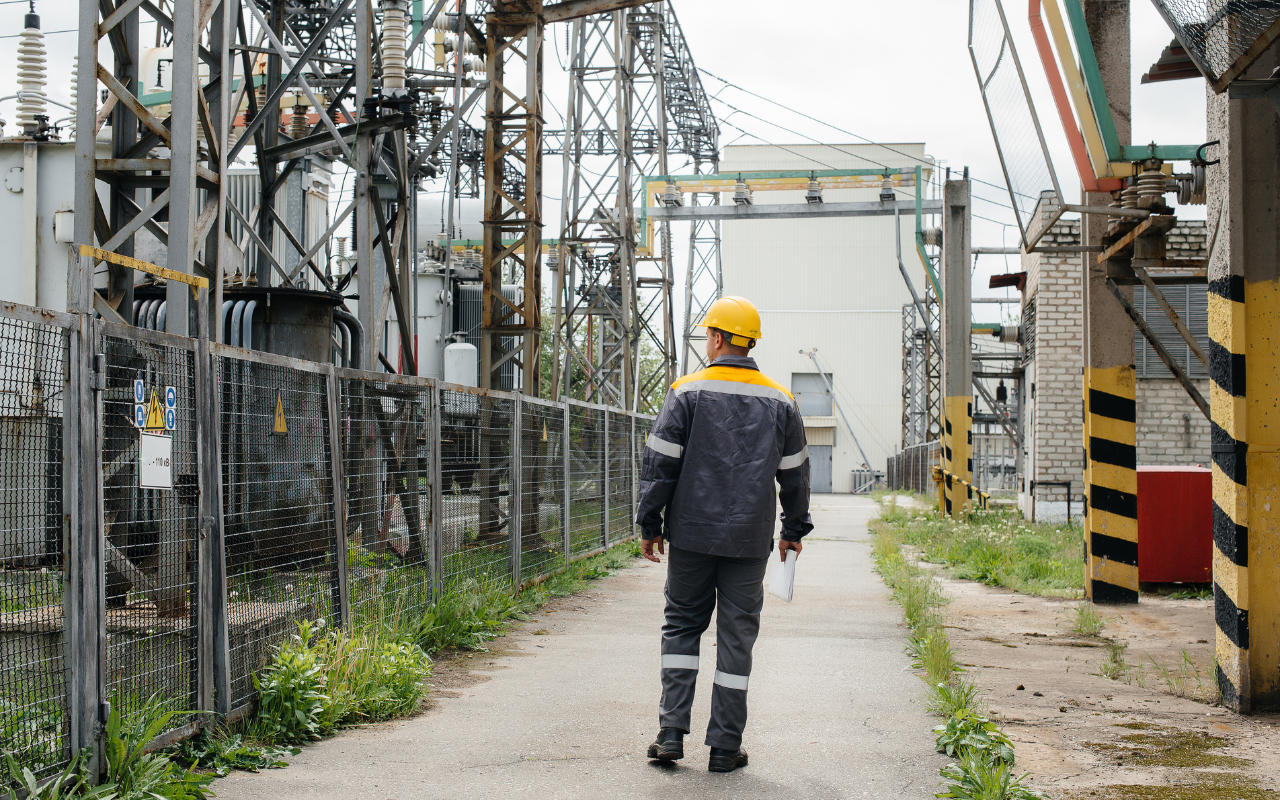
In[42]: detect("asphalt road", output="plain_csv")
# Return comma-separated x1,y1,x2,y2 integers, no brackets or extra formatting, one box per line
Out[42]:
214,493,945,799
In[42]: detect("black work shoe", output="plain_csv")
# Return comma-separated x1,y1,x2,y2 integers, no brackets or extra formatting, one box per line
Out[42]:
708,746,748,773
647,727,684,761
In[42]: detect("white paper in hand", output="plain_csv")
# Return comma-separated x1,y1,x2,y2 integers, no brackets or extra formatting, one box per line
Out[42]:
768,549,796,603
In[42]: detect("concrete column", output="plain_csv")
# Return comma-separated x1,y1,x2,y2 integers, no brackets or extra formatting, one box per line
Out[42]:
940,177,971,516
1081,0,1138,604
165,0,200,336
1208,48,1280,713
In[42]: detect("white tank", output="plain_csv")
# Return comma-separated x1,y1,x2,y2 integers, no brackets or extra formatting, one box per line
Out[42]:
444,342,478,387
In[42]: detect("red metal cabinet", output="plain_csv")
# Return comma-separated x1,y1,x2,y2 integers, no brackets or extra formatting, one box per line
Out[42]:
1137,466,1212,584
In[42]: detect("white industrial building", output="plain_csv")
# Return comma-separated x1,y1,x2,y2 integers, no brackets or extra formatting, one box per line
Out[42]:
719,143,933,493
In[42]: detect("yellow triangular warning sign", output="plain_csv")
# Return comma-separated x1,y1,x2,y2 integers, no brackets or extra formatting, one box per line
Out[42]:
143,388,166,431
273,392,288,436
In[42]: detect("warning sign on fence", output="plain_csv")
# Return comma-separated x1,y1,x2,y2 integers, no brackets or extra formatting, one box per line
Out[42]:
273,391,288,436
143,388,167,431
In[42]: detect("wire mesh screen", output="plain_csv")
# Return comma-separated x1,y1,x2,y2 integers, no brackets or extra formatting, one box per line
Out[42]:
969,0,1061,247
340,376,434,628
218,355,337,710
886,440,942,495
101,333,199,729
440,390,514,586
606,414,633,545
1152,0,1280,88
519,399,565,581
0,313,68,780
567,404,605,557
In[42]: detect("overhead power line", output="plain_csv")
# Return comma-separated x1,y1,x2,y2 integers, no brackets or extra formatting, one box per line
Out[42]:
700,67,1019,204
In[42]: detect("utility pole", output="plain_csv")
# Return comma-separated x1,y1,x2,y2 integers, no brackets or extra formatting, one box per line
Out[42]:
1080,0,1138,604
940,175,972,516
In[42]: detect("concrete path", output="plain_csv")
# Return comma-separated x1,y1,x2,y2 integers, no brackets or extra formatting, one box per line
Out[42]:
215,494,945,799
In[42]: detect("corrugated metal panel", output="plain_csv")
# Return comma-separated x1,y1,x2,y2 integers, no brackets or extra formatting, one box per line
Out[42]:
1133,284,1209,380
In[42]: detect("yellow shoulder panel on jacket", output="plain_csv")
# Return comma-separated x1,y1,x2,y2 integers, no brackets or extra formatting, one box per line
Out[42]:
672,366,794,400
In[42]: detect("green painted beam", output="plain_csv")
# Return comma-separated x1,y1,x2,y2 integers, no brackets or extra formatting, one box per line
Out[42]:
140,74,265,107
1119,144,1201,162
1062,0,1123,163
1061,0,1201,164
650,167,916,183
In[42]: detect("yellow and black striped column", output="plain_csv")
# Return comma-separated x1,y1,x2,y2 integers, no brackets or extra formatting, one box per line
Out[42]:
1208,273,1250,711
940,176,971,517
1083,367,1138,603
942,397,972,516
1206,64,1280,711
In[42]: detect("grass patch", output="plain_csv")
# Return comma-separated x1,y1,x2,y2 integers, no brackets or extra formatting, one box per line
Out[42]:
879,503,1083,598
1081,727,1246,769
870,506,1045,799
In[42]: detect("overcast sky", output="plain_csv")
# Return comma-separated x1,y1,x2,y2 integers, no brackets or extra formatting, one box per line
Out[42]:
0,0,1208,324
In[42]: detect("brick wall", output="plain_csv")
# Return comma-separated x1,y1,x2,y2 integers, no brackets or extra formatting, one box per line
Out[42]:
1137,379,1211,465
1016,206,1208,518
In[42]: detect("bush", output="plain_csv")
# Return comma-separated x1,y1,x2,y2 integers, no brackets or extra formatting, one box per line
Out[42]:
251,620,330,744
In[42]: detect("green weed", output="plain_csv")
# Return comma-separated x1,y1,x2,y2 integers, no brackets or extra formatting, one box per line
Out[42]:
1099,641,1130,681
926,679,986,719
176,728,297,777
909,633,963,686
1073,603,1105,637
934,709,1016,765
100,703,215,800
936,750,1045,799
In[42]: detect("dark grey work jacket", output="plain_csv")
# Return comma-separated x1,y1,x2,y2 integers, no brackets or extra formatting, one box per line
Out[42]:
635,355,813,559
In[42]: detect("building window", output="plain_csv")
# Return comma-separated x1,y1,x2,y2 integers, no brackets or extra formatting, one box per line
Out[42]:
791,373,833,416
1022,298,1036,366
1133,284,1209,379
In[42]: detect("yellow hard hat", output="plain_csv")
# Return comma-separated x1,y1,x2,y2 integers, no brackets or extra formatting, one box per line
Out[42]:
697,296,762,347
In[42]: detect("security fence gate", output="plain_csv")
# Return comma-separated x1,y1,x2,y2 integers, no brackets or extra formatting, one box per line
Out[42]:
0,298,654,782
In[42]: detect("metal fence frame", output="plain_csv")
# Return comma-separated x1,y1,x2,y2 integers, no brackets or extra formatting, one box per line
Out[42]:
886,440,942,496
0,297,656,780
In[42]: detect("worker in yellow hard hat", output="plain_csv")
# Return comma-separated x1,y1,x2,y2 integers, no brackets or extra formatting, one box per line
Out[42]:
636,295,812,773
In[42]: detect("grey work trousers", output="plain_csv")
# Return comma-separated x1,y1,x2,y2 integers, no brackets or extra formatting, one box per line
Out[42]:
659,544,769,750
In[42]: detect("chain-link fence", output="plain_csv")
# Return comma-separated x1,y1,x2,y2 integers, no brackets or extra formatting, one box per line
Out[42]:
0,309,71,780
217,348,340,713
0,297,656,782
886,440,941,495
1150,0,1280,91
101,324,201,735
968,0,1063,249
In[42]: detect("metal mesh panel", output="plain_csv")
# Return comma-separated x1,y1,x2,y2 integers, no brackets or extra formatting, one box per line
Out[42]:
1152,0,1280,88
101,334,199,728
519,400,565,581
339,376,434,627
969,0,1061,247
606,413,633,545
0,314,68,780
567,404,604,557
218,356,337,711
886,440,942,495
440,390,513,586
1134,284,1210,379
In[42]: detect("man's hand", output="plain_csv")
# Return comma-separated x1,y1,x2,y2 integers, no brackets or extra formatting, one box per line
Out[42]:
778,539,803,562
642,536,665,563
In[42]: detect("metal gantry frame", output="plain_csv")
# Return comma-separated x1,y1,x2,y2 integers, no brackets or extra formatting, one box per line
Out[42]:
552,2,718,411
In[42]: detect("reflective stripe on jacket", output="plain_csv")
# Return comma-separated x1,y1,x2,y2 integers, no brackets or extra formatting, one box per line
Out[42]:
635,354,813,558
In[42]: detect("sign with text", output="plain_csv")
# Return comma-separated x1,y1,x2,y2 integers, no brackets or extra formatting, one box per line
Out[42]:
139,432,173,490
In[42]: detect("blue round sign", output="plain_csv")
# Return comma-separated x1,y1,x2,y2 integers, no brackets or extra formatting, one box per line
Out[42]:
134,379,146,404
165,408,176,431
165,386,177,409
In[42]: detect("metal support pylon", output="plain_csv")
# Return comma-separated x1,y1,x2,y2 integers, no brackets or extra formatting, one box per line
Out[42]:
482,1,544,393
552,2,717,411
680,159,722,374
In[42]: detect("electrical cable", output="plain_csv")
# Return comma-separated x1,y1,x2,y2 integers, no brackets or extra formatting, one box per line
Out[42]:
700,67,1020,203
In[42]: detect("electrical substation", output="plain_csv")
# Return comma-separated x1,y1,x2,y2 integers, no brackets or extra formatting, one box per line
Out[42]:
0,0,1277,789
